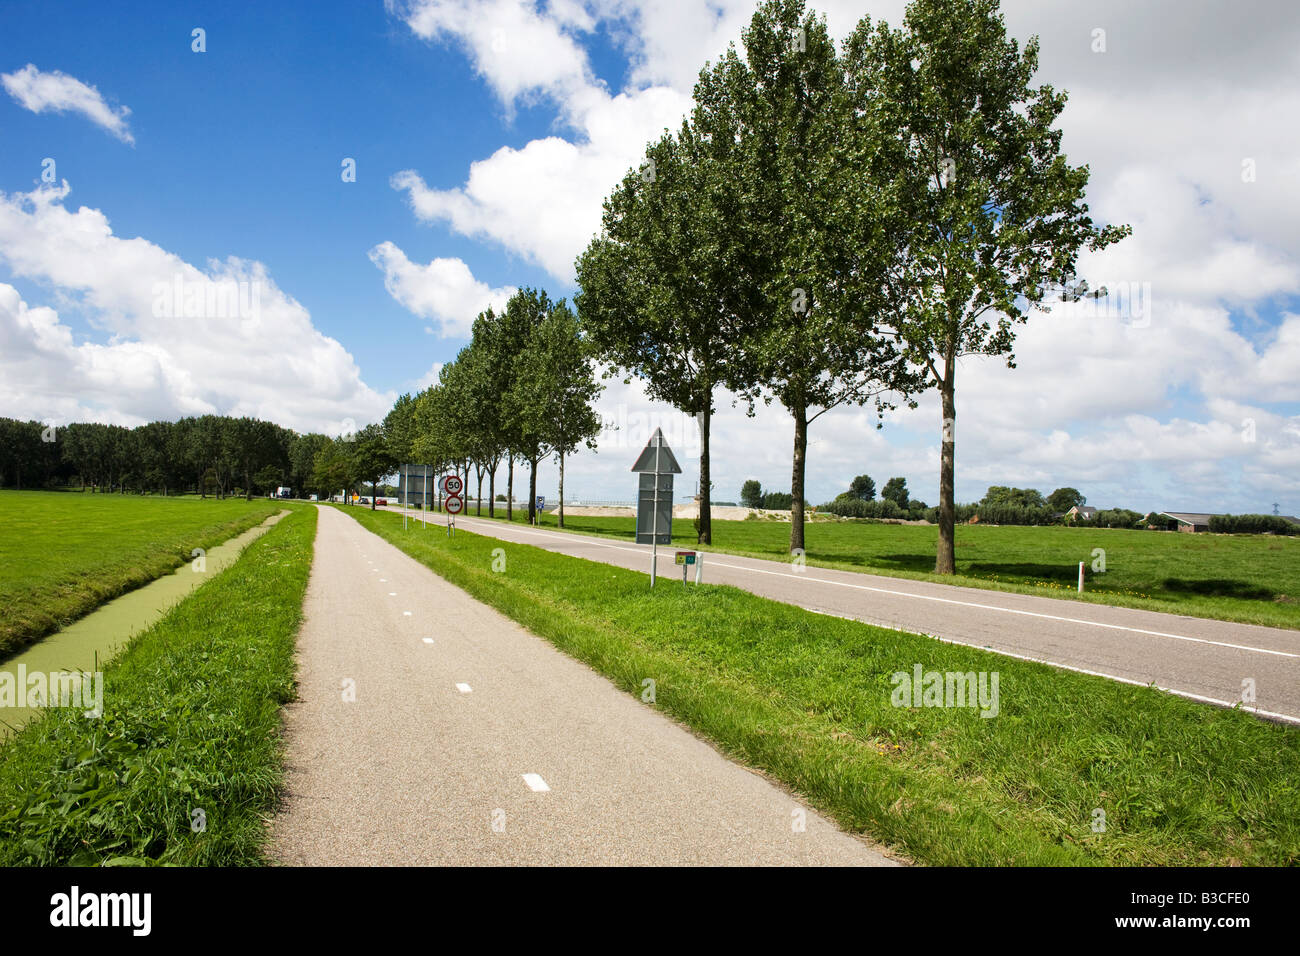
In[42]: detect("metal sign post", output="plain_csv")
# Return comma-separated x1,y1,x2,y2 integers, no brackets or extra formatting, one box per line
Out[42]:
631,428,682,588
443,474,464,537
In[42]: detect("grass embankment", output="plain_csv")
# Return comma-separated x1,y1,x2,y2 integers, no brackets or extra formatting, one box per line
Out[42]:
462,508,1300,629
352,506,1300,866
0,506,315,866
0,490,283,657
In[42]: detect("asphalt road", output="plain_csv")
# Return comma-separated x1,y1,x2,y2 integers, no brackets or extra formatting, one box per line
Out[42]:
270,505,898,866
391,507,1300,725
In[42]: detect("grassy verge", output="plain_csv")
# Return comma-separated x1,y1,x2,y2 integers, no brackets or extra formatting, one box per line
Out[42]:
351,505,1300,866
0,506,315,866
0,490,284,657
458,508,1300,629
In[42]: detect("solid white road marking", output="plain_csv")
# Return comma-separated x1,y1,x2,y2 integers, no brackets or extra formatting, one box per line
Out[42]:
456,683,472,693
389,592,397,596
422,638,434,644
522,773,550,792
403,611,412,616
450,515,1299,659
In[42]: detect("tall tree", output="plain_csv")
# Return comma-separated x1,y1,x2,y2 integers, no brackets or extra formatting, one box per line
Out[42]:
881,476,910,508
848,474,876,501
848,0,1130,572
577,108,758,544
515,301,603,528
498,288,557,525
465,307,516,518
1046,487,1085,512
353,423,396,509
701,0,921,554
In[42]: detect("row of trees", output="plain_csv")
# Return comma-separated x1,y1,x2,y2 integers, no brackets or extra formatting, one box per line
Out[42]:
0,415,294,497
0,414,398,504
575,0,1128,571
382,288,603,527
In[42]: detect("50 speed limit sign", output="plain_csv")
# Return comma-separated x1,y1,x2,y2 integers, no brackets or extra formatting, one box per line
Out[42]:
444,494,465,515
442,474,464,496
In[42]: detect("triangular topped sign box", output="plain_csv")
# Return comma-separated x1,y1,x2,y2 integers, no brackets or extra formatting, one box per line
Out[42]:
630,428,682,475
632,428,677,545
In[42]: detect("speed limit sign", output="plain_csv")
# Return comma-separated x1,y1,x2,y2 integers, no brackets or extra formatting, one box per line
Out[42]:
442,474,464,496
444,494,465,515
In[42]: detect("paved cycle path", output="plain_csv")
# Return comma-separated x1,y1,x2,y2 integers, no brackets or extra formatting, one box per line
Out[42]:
270,505,897,866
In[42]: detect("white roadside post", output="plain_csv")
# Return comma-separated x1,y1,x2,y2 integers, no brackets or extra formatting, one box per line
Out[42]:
1078,561,1085,593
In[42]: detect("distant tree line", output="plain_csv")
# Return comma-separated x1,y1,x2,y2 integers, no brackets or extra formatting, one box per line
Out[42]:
0,414,389,504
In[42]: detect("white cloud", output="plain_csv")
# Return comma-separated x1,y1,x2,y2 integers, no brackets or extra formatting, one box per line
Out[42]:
391,0,593,109
368,240,515,338
2,64,134,144
0,183,389,433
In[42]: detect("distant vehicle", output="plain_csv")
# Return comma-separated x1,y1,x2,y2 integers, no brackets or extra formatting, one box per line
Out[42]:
376,498,388,506
308,494,319,501
275,486,292,499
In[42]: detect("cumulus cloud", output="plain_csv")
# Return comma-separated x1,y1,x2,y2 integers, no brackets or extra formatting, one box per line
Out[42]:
0,183,389,433
1,64,134,144
368,240,515,338
387,1,691,280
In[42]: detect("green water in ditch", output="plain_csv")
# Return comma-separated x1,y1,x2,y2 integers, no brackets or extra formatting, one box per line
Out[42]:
0,510,288,740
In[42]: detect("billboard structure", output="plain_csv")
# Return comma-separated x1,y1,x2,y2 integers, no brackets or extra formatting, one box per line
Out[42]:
398,464,436,508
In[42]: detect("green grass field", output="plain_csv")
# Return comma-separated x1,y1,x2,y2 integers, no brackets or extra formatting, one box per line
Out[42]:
350,505,1300,866
464,508,1300,629
0,505,315,865
0,491,282,657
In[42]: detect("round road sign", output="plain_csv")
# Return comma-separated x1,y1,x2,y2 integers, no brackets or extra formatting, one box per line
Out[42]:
444,494,464,515
443,474,464,495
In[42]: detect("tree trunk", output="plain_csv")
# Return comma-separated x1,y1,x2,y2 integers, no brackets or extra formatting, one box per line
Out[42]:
528,457,538,525
697,409,712,545
475,462,484,516
371,478,377,510
506,456,514,520
488,459,496,518
935,360,957,574
788,400,808,554
558,452,565,529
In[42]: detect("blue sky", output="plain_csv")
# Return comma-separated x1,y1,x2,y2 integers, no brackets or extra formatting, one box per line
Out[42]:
0,0,560,387
1,0,1298,513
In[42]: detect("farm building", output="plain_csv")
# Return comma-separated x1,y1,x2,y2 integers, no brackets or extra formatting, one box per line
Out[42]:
1159,512,1219,532
1063,505,1098,520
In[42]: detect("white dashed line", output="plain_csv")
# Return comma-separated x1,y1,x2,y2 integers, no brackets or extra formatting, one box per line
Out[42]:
389,592,397,596
422,638,434,644
456,683,472,693
522,773,550,792
403,611,412,616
